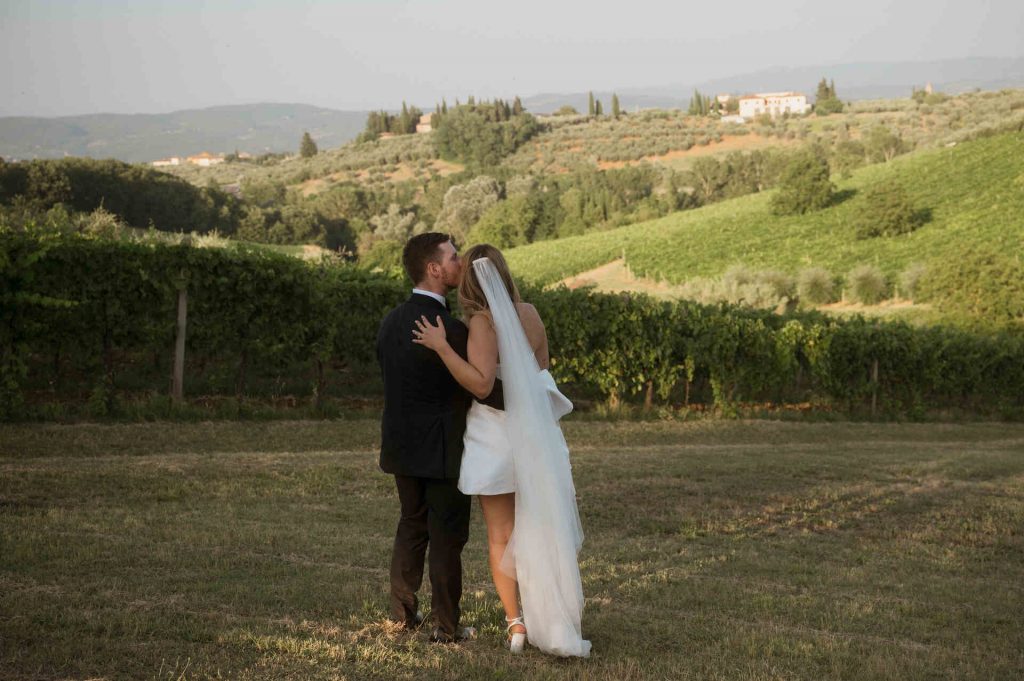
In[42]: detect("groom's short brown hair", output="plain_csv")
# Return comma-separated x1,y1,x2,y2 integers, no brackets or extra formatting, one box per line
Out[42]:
403,232,452,284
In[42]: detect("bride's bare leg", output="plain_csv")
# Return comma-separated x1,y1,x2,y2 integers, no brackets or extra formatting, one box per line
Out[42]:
478,493,525,634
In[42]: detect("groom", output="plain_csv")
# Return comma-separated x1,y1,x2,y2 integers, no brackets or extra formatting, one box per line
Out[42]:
376,232,474,643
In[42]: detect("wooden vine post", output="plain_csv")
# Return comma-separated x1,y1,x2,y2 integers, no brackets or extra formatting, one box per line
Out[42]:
870,358,879,417
171,288,187,405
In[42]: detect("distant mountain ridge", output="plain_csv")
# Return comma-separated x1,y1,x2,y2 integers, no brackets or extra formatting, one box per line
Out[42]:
3,57,1021,162
523,56,1024,112
0,103,368,163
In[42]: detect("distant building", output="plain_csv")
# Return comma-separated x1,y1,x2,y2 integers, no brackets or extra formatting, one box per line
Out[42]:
416,113,433,134
186,152,224,167
738,92,810,119
151,156,181,167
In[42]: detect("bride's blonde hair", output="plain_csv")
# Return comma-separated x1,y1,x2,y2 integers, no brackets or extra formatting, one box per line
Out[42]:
458,244,520,318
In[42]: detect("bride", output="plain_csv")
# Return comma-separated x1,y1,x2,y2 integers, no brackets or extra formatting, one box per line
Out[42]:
412,244,591,658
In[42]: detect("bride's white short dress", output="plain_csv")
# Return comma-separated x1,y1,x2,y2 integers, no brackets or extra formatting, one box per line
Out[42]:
459,399,515,495
458,366,573,497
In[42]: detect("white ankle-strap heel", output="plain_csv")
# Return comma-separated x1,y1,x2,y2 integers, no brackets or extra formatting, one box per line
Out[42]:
505,616,527,653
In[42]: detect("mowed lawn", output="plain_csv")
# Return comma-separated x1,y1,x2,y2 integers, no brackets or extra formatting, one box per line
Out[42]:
2,420,1022,680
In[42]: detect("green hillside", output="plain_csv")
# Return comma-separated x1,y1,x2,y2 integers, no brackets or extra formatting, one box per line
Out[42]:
506,130,1024,290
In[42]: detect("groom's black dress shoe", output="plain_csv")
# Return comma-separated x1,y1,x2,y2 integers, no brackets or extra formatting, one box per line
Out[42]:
429,625,477,644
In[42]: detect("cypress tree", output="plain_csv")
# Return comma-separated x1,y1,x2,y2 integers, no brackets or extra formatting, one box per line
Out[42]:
588,91,595,117
513,96,524,116
595,99,603,117
299,131,318,158
611,93,621,118
689,89,704,116
816,78,830,102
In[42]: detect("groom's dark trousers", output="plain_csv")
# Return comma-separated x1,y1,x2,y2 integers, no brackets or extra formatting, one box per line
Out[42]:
377,293,471,636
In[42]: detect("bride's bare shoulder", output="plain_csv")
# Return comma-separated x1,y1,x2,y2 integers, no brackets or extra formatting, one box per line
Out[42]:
516,301,543,323
467,310,495,331
515,302,546,335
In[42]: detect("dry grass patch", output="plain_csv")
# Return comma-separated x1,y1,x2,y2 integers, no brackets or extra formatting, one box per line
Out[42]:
2,420,1022,679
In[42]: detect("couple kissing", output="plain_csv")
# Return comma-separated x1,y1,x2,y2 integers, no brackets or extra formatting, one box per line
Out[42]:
376,233,590,657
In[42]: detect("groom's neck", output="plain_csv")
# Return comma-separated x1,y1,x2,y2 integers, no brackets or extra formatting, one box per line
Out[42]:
414,280,448,297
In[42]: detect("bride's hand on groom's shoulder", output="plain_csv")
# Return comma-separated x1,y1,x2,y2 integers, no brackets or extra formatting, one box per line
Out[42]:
412,315,448,352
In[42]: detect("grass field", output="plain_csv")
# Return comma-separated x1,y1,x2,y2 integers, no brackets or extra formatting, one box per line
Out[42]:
2,420,1023,680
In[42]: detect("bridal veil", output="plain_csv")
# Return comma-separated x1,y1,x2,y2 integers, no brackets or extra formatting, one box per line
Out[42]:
472,257,591,658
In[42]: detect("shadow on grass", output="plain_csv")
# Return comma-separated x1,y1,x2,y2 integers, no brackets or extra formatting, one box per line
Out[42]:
831,188,858,206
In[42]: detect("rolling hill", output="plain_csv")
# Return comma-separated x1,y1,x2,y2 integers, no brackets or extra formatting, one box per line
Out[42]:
505,129,1024,293
0,103,367,163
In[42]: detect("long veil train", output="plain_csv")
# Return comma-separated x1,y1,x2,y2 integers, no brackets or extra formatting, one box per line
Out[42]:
473,257,591,658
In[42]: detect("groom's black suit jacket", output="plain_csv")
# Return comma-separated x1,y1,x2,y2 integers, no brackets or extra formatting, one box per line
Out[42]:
377,293,471,480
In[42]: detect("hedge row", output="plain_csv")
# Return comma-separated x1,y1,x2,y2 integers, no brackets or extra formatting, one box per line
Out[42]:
2,233,1023,419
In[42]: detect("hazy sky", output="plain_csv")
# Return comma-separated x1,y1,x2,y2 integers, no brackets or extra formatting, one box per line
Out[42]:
2,0,1022,117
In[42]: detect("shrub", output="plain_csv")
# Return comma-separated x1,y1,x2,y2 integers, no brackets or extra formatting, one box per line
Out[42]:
856,181,925,238
846,265,888,304
680,267,795,311
915,246,1024,323
898,263,927,300
797,267,835,304
770,149,835,215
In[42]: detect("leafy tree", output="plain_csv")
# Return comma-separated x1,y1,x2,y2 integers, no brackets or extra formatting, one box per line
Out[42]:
831,139,867,178
0,158,240,235
433,104,539,169
300,131,318,158
816,97,844,115
770,148,835,215
554,105,579,116
466,195,539,248
368,203,426,242
241,178,286,208
434,175,501,243
688,157,730,204
814,77,844,115
856,181,925,238
360,238,404,271
865,125,906,162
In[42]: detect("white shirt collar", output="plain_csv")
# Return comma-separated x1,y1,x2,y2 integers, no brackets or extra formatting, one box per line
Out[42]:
412,288,447,307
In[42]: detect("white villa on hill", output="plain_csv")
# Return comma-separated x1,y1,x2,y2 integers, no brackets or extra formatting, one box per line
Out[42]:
185,152,225,167
738,92,810,119
151,156,181,167
415,113,433,134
